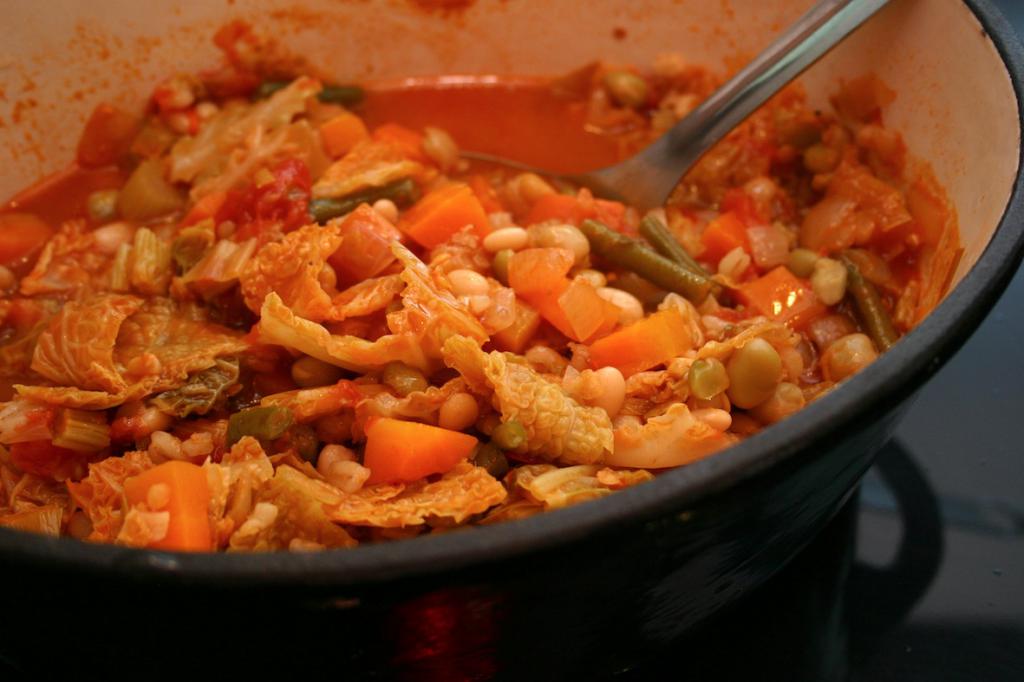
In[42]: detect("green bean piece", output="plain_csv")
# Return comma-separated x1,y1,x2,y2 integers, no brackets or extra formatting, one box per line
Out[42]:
473,442,509,479
318,84,365,106
840,254,898,351
381,362,428,397
254,80,289,100
227,406,294,445
580,219,714,304
639,215,709,277
491,420,528,451
492,249,514,286
309,178,419,224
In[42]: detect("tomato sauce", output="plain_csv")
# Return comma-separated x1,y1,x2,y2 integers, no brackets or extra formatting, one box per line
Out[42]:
4,165,125,227
358,76,623,173
1,76,617,267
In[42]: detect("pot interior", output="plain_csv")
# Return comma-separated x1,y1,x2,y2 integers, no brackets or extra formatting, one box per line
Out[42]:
0,0,1017,298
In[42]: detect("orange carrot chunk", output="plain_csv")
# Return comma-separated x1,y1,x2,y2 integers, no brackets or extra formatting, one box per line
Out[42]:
517,271,618,343
372,123,428,162
320,112,370,158
525,193,585,226
556,277,612,342
328,204,405,283
0,213,55,267
491,299,541,353
507,247,575,297
700,211,751,265
735,265,828,330
400,182,491,249
363,418,479,485
181,190,229,227
468,174,504,214
523,277,573,339
525,192,630,232
588,307,696,377
124,461,212,552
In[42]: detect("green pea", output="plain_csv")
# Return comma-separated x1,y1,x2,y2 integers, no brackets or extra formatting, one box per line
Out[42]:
381,362,428,397
688,358,730,401
492,420,527,451
787,248,820,279
604,70,648,108
492,249,514,285
291,356,344,388
87,189,120,222
473,442,509,479
726,338,783,409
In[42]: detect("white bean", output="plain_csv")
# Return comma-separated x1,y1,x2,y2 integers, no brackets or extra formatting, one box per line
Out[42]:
468,294,492,315
597,287,644,325
718,247,752,280
576,269,607,288
811,257,848,305
821,333,877,382
509,172,556,205
743,176,778,202
488,211,514,228
92,221,134,254
531,223,590,263
448,269,490,296
372,198,399,223
195,101,219,120
149,431,183,462
483,227,529,253
438,392,479,432
592,366,626,417
317,444,357,478
691,408,732,432
325,460,371,494
422,126,460,171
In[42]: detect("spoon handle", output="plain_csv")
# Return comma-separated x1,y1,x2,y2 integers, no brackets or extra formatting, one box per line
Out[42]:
589,0,890,207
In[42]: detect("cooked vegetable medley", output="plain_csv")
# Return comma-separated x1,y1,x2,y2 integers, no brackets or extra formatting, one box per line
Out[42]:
0,23,960,551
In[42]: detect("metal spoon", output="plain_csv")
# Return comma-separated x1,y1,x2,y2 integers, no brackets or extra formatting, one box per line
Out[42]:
462,0,889,209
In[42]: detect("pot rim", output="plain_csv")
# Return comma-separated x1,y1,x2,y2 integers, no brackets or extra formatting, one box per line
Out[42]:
2,0,1022,587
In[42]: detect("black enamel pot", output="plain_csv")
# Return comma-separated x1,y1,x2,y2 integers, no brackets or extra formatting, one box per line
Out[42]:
0,0,1022,679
